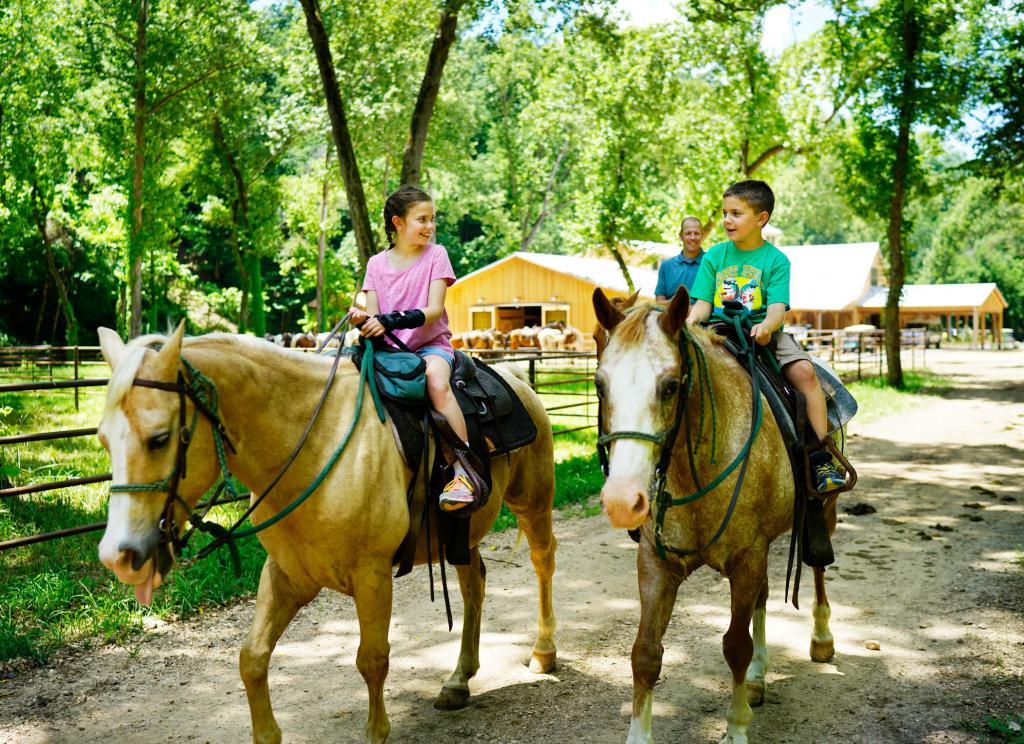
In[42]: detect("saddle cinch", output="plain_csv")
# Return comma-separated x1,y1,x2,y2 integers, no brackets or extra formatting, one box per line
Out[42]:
348,340,537,578
708,310,859,577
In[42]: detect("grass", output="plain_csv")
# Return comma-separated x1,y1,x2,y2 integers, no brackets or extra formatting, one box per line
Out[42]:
958,713,1024,743
845,370,951,424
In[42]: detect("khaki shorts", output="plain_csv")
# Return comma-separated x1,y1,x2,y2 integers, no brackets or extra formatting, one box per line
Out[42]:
773,331,811,368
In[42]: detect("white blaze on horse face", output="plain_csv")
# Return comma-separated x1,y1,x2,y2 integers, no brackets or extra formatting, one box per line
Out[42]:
96,395,174,588
599,313,678,530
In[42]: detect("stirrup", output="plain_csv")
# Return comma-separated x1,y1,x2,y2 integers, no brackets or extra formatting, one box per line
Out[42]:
439,473,475,512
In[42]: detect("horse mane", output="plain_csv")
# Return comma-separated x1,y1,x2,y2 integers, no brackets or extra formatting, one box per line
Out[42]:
613,304,726,351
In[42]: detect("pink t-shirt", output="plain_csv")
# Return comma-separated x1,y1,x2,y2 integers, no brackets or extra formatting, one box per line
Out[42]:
362,242,457,352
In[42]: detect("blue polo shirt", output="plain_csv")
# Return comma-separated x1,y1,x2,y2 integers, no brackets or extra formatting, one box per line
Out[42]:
655,252,704,302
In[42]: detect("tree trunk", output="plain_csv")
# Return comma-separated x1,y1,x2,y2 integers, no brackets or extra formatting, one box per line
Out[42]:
299,0,376,269
884,0,919,389
608,144,634,293
520,144,568,250
400,0,463,186
608,244,635,294
247,252,264,336
32,185,78,345
35,281,49,344
212,115,257,334
317,145,330,332
128,0,149,339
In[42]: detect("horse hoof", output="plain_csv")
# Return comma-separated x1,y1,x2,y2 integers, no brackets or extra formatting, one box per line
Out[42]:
746,679,765,707
810,638,835,663
434,685,470,711
529,650,556,674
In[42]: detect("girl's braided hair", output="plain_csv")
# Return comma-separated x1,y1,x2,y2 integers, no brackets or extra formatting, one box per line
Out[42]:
383,185,432,248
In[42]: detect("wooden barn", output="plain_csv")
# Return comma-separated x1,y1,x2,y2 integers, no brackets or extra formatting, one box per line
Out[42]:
860,283,1009,348
446,246,1010,347
447,252,658,335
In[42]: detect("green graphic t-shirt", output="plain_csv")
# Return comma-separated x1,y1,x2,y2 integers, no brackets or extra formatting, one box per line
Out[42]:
689,240,791,317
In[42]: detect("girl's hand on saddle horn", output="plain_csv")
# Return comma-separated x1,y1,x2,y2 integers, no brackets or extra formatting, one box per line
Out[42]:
750,322,773,346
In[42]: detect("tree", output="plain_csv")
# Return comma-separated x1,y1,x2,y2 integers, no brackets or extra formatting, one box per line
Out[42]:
77,0,247,337
562,21,684,290
835,0,978,387
192,11,316,336
972,2,1024,182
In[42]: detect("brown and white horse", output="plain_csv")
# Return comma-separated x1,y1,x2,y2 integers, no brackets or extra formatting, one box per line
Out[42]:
593,289,836,744
95,324,557,743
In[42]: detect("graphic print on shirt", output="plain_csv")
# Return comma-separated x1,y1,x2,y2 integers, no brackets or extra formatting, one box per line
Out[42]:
714,264,764,312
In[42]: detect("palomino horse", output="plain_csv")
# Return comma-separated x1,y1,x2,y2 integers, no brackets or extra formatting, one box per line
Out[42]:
593,288,836,744
95,324,557,743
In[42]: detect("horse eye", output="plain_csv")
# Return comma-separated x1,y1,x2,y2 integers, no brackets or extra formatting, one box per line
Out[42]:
661,379,679,399
594,377,607,398
147,432,171,451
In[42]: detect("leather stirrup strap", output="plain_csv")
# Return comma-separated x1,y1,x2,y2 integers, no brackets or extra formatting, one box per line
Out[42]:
395,412,432,578
785,390,809,609
428,409,489,503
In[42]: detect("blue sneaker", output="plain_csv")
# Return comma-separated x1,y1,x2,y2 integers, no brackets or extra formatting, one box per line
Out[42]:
809,449,845,493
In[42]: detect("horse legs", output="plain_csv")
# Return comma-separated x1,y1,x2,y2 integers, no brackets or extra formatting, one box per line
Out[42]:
626,538,684,744
505,488,558,674
240,557,320,744
744,578,770,706
810,500,837,663
720,555,766,744
352,560,394,744
435,546,486,711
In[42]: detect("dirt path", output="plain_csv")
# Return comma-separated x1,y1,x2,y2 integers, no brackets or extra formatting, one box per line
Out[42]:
2,349,1022,744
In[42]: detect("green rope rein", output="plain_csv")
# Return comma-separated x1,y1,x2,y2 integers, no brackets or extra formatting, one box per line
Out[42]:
229,340,375,539
111,340,377,541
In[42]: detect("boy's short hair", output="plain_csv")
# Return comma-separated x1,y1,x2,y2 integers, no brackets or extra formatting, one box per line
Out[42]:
723,180,774,219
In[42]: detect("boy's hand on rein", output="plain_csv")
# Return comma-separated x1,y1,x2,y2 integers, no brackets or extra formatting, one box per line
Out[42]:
750,322,772,346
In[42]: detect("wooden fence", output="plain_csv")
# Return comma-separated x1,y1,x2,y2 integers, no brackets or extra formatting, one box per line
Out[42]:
0,347,598,552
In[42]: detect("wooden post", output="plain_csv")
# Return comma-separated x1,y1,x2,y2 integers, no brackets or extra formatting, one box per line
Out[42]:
973,308,980,349
74,346,80,412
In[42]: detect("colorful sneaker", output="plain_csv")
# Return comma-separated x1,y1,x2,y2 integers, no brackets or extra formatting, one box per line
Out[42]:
809,449,845,493
439,473,476,512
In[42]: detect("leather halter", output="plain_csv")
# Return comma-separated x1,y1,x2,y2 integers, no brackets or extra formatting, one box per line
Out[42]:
109,366,238,574
109,315,352,575
596,309,764,560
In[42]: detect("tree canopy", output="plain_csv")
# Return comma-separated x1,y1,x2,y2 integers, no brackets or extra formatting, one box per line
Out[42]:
0,0,1020,361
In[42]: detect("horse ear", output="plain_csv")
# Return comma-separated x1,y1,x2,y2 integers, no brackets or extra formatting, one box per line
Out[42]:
659,287,690,338
593,288,625,331
98,327,126,370
152,320,185,380
625,290,640,310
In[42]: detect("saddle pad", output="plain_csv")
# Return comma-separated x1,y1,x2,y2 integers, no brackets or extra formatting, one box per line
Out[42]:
370,356,537,473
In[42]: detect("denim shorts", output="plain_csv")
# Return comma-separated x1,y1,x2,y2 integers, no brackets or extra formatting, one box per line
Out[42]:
416,345,454,368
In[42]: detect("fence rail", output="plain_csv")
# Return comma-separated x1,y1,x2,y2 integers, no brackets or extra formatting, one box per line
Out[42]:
0,347,598,552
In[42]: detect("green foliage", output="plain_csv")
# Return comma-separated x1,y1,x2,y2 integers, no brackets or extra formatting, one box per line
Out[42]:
0,0,1019,345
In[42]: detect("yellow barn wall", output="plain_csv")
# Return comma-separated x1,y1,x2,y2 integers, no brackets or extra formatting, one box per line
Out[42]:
447,257,641,334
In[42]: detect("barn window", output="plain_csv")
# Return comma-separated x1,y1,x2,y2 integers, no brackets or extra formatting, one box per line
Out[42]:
543,307,568,326
471,310,493,330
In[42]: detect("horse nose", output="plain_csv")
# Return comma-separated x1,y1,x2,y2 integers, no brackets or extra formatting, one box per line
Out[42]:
118,528,161,571
600,479,650,530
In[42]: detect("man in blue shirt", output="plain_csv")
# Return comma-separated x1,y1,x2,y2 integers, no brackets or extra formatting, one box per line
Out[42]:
655,216,705,303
